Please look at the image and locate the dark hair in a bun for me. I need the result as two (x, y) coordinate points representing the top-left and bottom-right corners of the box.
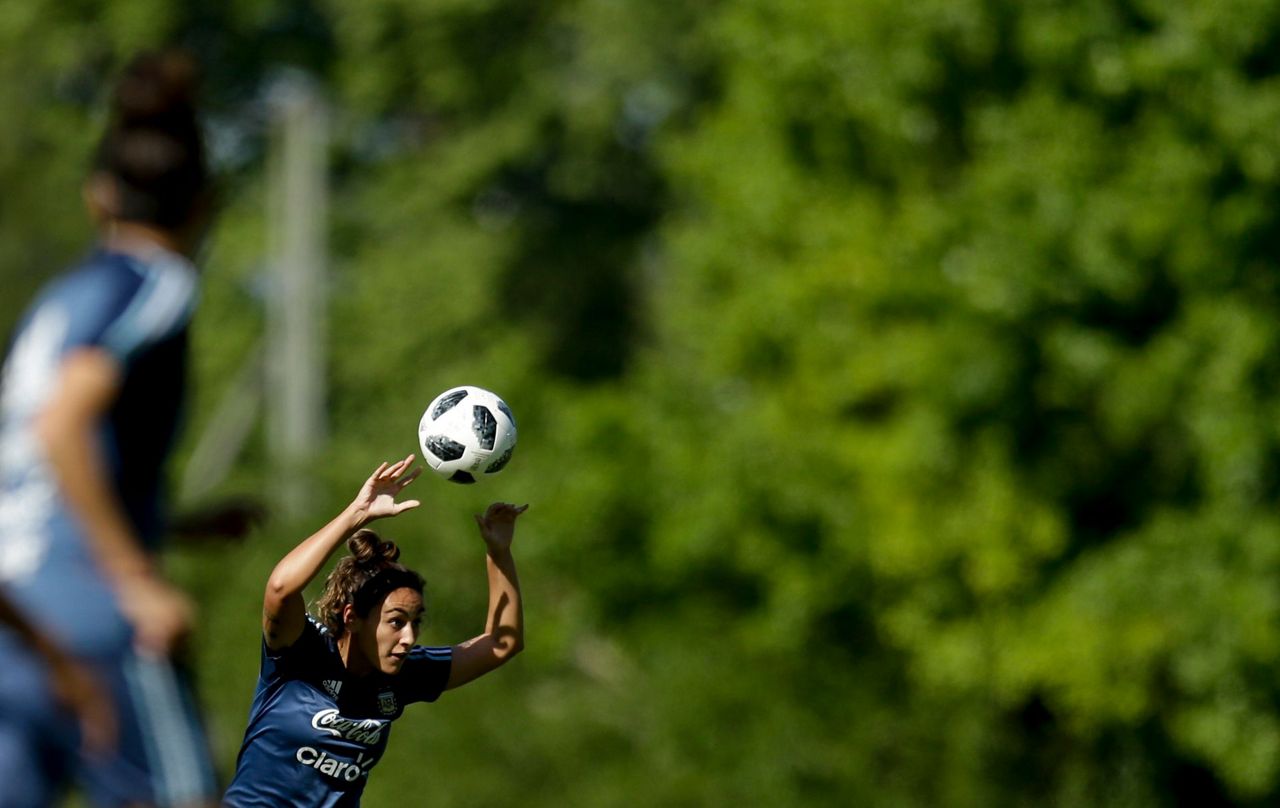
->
(93, 49), (209, 229)
(314, 529), (426, 637)
(348, 529), (401, 566)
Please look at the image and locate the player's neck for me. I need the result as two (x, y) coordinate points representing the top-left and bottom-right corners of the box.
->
(100, 221), (190, 259)
(337, 634), (374, 677)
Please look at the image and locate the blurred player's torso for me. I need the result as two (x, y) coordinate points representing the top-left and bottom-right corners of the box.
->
(0, 247), (195, 652)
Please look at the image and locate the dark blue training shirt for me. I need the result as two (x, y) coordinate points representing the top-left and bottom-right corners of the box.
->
(224, 617), (452, 806)
(0, 247), (195, 653)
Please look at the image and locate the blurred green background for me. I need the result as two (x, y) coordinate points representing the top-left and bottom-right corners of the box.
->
(7, 0), (1280, 805)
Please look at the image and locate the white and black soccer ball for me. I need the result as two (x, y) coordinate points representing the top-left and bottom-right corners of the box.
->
(417, 386), (517, 484)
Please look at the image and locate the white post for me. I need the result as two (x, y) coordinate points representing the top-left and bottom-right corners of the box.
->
(266, 74), (328, 517)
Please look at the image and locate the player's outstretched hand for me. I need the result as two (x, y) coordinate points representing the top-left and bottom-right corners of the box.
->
(474, 502), (528, 554)
(352, 455), (422, 523)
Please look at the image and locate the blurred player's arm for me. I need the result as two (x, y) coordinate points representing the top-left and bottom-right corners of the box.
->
(33, 347), (192, 655)
(263, 456), (421, 650)
(0, 588), (116, 754)
(445, 502), (527, 690)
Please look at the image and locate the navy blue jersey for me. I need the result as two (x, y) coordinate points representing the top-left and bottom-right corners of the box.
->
(0, 247), (195, 652)
(224, 617), (453, 806)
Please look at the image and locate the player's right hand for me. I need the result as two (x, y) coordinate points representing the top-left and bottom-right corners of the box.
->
(117, 574), (195, 657)
(351, 455), (422, 523)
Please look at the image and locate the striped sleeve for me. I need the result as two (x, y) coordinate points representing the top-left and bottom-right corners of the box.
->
(401, 645), (453, 704)
(261, 616), (328, 682)
(96, 256), (197, 363)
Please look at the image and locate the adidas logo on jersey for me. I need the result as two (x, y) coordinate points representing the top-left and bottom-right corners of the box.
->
(322, 679), (342, 699)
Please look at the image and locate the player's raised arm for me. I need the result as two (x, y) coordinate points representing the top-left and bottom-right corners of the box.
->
(445, 502), (528, 690)
(262, 456), (421, 650)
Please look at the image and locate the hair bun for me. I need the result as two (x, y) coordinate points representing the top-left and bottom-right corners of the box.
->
(112, 50), (199, 128)
(347, 530), (402, 568)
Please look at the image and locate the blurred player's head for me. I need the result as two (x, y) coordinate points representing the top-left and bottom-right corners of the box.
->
(315, 530), (426, 675)
(85, 49), (211, 254)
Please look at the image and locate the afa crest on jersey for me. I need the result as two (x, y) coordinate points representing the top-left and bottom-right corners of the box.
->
(377, 691), (397, 716)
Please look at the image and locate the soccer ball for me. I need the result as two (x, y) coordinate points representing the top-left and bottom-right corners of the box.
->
(418, 386), (517, 484)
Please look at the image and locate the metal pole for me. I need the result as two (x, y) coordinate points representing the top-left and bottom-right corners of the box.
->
(267, 74), (328, 517)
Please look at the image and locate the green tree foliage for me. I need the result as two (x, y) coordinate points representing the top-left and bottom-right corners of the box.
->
(632, 0), (1280, 803)
(6, 0), (1280, 805)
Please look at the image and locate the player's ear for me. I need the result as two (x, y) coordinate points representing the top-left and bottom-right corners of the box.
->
(341, 603), (359, 632)
(83, 172), (121, 224)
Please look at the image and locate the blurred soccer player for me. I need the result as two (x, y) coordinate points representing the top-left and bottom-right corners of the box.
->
(0, 587), (115, 757)
(0, 50), (221, 806)
(222, 456), (526, 806)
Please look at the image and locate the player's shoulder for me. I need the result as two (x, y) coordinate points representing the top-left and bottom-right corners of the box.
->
(300, 615), (341, 658)
(395, 645), (453, 705)
(78, 249), (197, 309)
(49, 249), (198, 360)
(262, 616), (339, 683)
(55, 250), (144, 297)
(407, 645), (451, 662)
(305, 615), (329, 638)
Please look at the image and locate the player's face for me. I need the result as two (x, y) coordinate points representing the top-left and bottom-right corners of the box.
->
(358, 587), (424, 675)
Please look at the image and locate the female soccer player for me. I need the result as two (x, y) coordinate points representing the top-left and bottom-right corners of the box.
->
(0, 50), (221, 806)
(223, 455), (527, 805)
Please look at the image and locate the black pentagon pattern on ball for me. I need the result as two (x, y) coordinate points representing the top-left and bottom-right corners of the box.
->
(472, 405), (497, 450)
(424, 435), (466, 462)
(497, 400), (516, 427)
(431, 389), (469, 420)
(485, 446), (513, 474)
(449, 470), (476, 484)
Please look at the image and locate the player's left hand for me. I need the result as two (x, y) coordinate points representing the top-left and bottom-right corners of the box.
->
(48, 655), (117, 757)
